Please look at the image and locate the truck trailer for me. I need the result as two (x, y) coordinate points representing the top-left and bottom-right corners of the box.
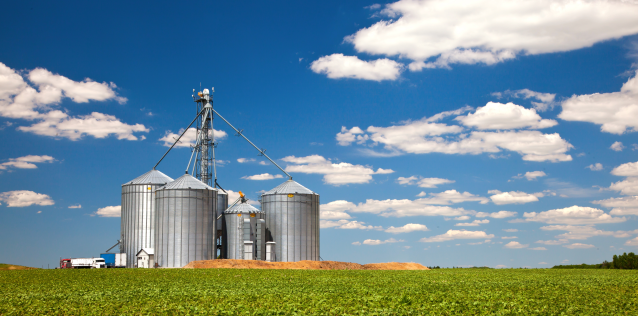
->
(59, 258), (106, 269)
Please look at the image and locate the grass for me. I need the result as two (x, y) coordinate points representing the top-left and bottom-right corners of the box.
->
(0, 268), (637, 315)
(0, 263), (36, 271)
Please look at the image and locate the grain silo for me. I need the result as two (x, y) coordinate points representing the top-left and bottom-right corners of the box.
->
(222, 197), (264, 260)
(262, 180), (319, 262)
(121, 169), (173, 268)
(216, 190), (228, 252)
(154, 173), (217, 268)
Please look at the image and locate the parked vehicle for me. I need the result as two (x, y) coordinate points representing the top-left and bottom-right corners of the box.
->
(58, 258), (106, 269)
(100, 253), (126, 268)
(59, 258), (73, 269)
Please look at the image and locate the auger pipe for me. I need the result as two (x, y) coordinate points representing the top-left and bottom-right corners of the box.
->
(212, 109), (292, 180)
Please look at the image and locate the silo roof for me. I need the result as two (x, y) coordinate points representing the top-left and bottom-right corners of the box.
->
(124, 169), (174, 186)
(159, 173), (215, 190)
(225, 202), (263, 214)
(262, 180), (315, 195)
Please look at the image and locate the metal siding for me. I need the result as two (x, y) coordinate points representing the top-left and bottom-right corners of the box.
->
(121, 182), (164, 268)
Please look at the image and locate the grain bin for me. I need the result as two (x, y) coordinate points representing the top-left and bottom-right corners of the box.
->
(222, 199), (264, 259)
(261, 180), (319, 262)
(121, 169), (173, 268)
(154, 173), (217, 268)
(216, 190), (228, 248)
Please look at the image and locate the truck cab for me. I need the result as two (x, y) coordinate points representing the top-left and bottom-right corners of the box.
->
(93, 258), (106, 269)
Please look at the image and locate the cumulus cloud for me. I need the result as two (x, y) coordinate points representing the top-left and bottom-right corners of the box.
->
(456, 102), (557, 130)
(559, 71), (638, 134)
(611, 161), (638, 177)
(609, 178), (638, 195)
(503, 229), (518, 233)
(536, 239), (569, 245)
(489, 190), (539, 205)
(320, 219), (382, 230)
(420, 229), (494, 242)
(0, 155), (55, 171)
(352, 241), (362, 245)
(0, 190), (54, 207)
(338, 111), (573, 162)
(530, 247), (547, 251)
(0, 63), (146, 141)
(320, 200), (354, 220)
(385, 223), (429, 234)
(504, 241), (528, 249)
(415, 190), (489, 205)
(587, 163), (604, 171)
(237, 158), (256, 163)
(397, 176), (455, 188)
(241, 173), (284, 181)
(611, 141), (625, 151)
(523, 205), (625, 224)
(95, 205), (121, 217)
(563, 243), (595, 249)
(476, 211), (517, 218)
(455, 219), (489, 227)
(493, 89), (557, 112)
(68, 204), (81, 209)
(343, 0), (638, 69)
(282, 155), (393, 185)
(362, 238), (403, 245)
(310, 54), (403, 81)
(525, 171), (547, 181)
(626, 237), (638, 246)
(159, 127), (227, 147)
(322, 197), (476, 218)
(593, 196), (638, 216)
(226, 190), (260, 206)
(540, 225), (638, 240)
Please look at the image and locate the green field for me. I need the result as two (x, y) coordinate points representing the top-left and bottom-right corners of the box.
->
(1, 268), (637, 315)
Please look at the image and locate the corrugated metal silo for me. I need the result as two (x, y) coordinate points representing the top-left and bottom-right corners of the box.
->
(154, 173), (217, 268)
(216, 191), (228, 244)
(222, 202), (263, 259)
(121, 169), (173, 268)
(261, 180), (319, 262)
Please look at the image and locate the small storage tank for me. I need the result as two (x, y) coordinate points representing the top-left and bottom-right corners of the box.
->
(121, 169), (173, 268)
(154, 173), (217, 268)
(262, 180), (319, 262)
(222, 199), (264, 259)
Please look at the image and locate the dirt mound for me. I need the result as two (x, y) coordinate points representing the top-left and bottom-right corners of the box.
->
(183, 259), (429, 270)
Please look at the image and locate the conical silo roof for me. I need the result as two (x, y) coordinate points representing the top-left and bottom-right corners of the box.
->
(225, 202), (263, 214)
(160, 173), (215, 190)
(262, 179), (314, 195)
(123, 169), (174, 186)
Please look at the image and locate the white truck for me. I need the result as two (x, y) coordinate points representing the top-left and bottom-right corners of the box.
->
(70, 258), (106, 269)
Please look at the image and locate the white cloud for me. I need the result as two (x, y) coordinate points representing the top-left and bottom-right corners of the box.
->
(493, 89), (557, 112)
(159, 127), (227, 147)
(237, 158), (256, 163)
(68, 204), (81, 209)
(501, 236), (518, 240)
(536, 239), (569, 245)
(626, 237), (638, 246)
(504, 241), (528, 249)
(503, 229), (518, 233)
(336, 126), (367, 146)
(609, 178), (638, 195)
(397, 176), (455, 188)
(523, 171), (546, 181)
(352, 241), (361, 245)
(611, 161), (638, 177)
(310, 54), (403, 81)
(344, 0), (638, 69)
(540, 225), (638, 240)
(456, 102), (557, 130)
(282, 155), (393, 185)
(323, 197), (475, 218)
(489, 191), (539, 205)
(0, 63), (146, 141)
(477, 211), (516, 219)
(362, 238), (403, 245)
(95, 205), (121, 218)
(586, 163), (603, 171)
(416, 190), (489, 205)
(539, 262), (548, 264)
(530, 247), (547, 251)
(340, 116), (573, 162)
(420, 229), (494, 242)
(559, 71), (638, 134)
(611, 141), (625, 151)
(593, 196), (638, 216)
(320, 200), (355, 220)
(453, 216), (471, 221)
(523, 205), (625, 224)
(320, 219), (382, 230)
(226, 190), (260, 206)
(563, 243), (595, 249)
(0, 155), (55, 170)
(385, 223), (429, 233)
(455, 219), (489, 227)
(0, 190), (54, 207)
(241, 173), (284, 181)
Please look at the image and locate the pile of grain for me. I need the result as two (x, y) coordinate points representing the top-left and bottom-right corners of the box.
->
(183, 259), (429, 270)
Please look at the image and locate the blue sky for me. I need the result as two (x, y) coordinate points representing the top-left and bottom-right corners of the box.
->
(2, 0), (638, 269)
